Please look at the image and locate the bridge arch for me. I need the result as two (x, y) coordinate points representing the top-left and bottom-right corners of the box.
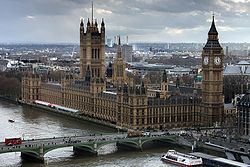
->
(141, 138), (157, 147)
(21, 149), (43, 162)
(43, 145), (73, 156)
(73, 144), (97, 155)
(96, 141), (117, 150)
(141, 137), (176, 147)
(118, 140), (140, 146)
(116, 139), (143, 150)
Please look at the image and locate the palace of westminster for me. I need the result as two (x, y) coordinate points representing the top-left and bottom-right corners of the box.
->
(21, 8), (229, 131)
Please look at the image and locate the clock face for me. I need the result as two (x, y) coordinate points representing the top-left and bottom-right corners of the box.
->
(203, 56), (209, 65)
(214, 57), (221, 65)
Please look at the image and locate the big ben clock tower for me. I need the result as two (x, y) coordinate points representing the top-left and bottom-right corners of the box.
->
(202, 15), (224, 127)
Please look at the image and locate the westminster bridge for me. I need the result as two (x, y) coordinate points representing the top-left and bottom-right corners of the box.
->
(0, 132), (177, 162)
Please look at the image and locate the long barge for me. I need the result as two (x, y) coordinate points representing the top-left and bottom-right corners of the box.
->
(19, 100), (127, 131)
(190, 152), (250, 167)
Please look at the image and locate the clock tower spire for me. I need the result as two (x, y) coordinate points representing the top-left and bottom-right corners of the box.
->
(201, 15), (224, 127)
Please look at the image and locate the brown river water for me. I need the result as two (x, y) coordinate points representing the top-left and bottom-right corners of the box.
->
(0, 100), (191, 167)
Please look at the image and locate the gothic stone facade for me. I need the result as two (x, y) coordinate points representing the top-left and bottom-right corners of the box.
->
(201, 16), (224, 127)
(21, 14), (224, 130)
(22, 73), (201, 130)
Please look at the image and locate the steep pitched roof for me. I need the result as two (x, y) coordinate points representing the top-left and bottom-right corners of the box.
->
(208, 15), (218, 35)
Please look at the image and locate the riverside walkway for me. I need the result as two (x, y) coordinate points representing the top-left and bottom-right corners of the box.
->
(0, 132), (176, 162)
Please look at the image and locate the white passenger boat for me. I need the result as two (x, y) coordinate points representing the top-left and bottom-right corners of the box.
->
(161, 150), (203, 167)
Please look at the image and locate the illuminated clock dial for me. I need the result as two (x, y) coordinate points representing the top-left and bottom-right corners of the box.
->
(214, 57), (221, 65)
(203, 56), (209, 65)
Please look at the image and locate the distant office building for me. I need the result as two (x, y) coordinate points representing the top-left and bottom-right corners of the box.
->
(224, 61), (250, 103)
(122, 44), (133, 62)
(226, 46), (229, 57)
(107, 38), (113, 47)
(0, 60), (8, 71)
(237, 91), (250, 136)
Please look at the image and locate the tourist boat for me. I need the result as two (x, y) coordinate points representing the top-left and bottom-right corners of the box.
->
(8, 119), (15, 123)
(161, 150), (203, 167)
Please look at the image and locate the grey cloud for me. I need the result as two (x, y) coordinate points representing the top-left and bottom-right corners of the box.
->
(1, 0), (250, 43)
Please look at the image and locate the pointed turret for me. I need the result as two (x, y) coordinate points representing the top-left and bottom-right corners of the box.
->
(86, 18), (90, 32)
(204, 15), (221, 48)
(80, 18), (84, 33)
(208, 15), (218, 35)
(80, 18), (84, 27)
(101, 18), (105, 27)
(116, 35), (122, 58)
(87, 18), (90, 25)
(162, 70), (168, 82)
(160, 70), (169, 99)
(118, 35), (121, 45)
(87, 18), (90, 27)
(112, 35), (126, 86)
(101, 18), (105, 33)
(95, 19), (98, 27)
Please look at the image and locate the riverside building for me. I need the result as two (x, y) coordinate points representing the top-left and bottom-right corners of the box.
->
(21, 9), (226, 130)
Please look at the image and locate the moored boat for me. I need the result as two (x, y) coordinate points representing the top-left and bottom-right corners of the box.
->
(8, 119), (15, 123)
(161, 150), (203, 167)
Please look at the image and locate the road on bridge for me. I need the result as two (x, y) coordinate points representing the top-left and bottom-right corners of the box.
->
(0, 131), (170, 154)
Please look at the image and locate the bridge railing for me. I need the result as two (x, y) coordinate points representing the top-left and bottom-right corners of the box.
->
(0, 133), (176, 154)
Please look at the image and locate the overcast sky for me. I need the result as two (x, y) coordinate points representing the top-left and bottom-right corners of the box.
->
(1, 0), (250, 43)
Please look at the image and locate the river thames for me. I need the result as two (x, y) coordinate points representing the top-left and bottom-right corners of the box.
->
(0, 100), (188, 167)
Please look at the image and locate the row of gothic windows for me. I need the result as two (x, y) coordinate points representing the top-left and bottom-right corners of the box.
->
(92, 48), (100, 59)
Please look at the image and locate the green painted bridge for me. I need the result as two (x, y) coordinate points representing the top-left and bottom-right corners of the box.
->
(0, 132), (177, 162)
